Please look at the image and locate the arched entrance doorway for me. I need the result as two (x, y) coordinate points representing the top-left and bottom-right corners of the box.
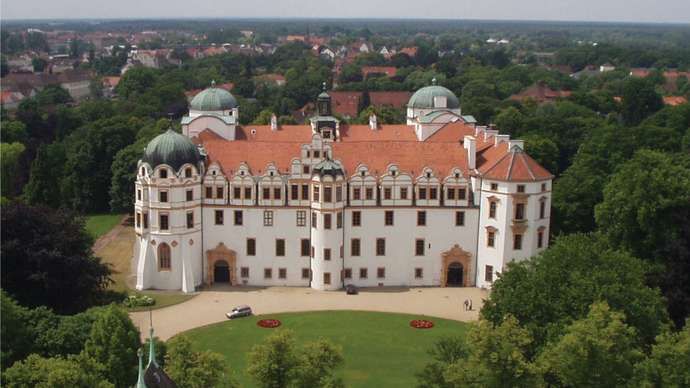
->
(214, 260), (230, 283)
(446, 262), (463, 287)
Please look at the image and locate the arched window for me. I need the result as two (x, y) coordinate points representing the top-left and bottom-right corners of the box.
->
(140, 167), (146, 176)
(185, 167), (192, 178)
(158, 243), (171, 271)
(159, 169), (168, 179)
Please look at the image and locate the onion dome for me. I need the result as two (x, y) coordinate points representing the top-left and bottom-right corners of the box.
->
(190, 81), (238, 111)
(142, 129), (201, 171)
(408, 79), (460, 109)
(312, 158), (344, 178)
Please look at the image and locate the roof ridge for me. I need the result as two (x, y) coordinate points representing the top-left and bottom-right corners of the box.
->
(505, 151), (517, 180)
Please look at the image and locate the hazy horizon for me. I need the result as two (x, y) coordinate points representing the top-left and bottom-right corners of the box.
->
(2, 0), (690, 24)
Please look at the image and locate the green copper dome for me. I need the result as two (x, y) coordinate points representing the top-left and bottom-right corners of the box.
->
(408, 83), (460, 109)
(312, 158), (344, 178)
(190, 82), (238, 111)
(142, 129), (201, 171)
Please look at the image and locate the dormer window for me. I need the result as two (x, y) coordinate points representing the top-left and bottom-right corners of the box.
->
(314, 150), (321, 158)
(426, 172), (431, 178)
(391, 170), (396, 176)
(159, 169), (168, 179)
(140, 167), (146, 176)
(185, 168), (192, 178)
(361, 171), (365, 177)
(240, 170), (245, 176)
(269, 171), (274, 177)
(212, 170), (216, 176)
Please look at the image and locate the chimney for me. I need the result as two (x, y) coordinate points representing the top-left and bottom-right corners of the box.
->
(495, 134), (510, 146)
(508, 139), (524, 151)
(484, 129), (499, 141)
(369, 113), (378, 130)
(463, 135), (476, 170)
(270, 114), (278, 131)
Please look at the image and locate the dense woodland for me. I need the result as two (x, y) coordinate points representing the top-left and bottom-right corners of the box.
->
(1, 20), (690, 386)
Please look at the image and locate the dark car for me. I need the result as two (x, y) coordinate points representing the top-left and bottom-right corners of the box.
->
(345, 284), (358, 295)
(226, 305), (252, 319)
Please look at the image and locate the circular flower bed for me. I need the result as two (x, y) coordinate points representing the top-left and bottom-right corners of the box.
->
(257, 319), (281, 328)
(410, 319), (434, 329)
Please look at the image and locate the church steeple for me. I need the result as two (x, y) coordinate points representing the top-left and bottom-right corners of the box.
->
(317, 82), (331, 116)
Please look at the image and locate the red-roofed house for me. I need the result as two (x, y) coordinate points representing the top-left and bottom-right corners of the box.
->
(399, 47), (418, 57)
(663, 96), (688, 106)
(509, 83), (572, 104)
(328, 91), (363, 118)
(369, 91), (413, 110)
(361, 66), (397, 78)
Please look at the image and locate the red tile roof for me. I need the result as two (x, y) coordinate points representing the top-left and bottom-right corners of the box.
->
(399, 47), (418, 57)
(663, 96), (688, 106)
(509, 83), (571, 103)
(368, 91), (412, 109)
(361, 66), (397, 78)
(478, 143), (553, 181)
(329, 91), (363, 117)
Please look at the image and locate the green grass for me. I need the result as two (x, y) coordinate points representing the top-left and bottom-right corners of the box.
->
(85, 213), (124, 240)
(127, 291), (196, 312)
(184, 310), (469, 388)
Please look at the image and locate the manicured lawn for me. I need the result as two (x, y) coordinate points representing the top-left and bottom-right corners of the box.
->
(85, 213), (125, 240)
(127, 291), (196, 312)
(184, 310), (469, 388)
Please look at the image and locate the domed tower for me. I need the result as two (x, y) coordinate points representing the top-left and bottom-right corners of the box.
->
(182, 81), (239, 140)
(310, 83), (340, 141)
(406, 79), (461, 125)
(309, 157), (346, 290)
(134, 128), (204, 293)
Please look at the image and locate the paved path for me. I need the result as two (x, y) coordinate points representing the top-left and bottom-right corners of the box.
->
(130, 286), (488, 340)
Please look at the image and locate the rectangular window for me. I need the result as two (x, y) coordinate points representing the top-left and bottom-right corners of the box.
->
(488, 231), (495, 247)
(186, 212), (194, 229)
(160, 214), (169, 230)
(415, 239), (425, 256)
(430, 187), (438, 200)
(291, 184), (299, 200)
(301, 239), (310, 256)
(159, 191), (168, 203)
(324, 272), (331, 285)
(447, 188), (456, 200)
(263, 188), (270, 200)
(340, 245), (344, 258)
(376, 238), (386, 256)
(515, 203), (525, 220)
(324, 248), (331, 261)
(137, 189), (142, 201)
(311, 246), (315, 258)
(233, 187), (241, 199)
(377, 267), (386, 279)
(279, 268), (287, 279)
(241, 267), (249, 278)
(541, 183), (547, 191)
(540, 201), (546, 219)
(263, 211), (273, 226)
(216, 187), (224, 199)
(360, 268), (368, 279)
(311, 212), (317, 228)
(336, 186), (342, 202)
(234, 210), (243, 226)
(276, 239), (285, 256)
(384, 210), (394, 226)
(485, 265), (494, 282)
(353, 187), (361, 200)
(136, 212), (141, 228)
(337, 212), (343, 229)
(459, 188), (467, 200)
(296, 210), (306, 226)
(419, 187), (427, 200)
(143, 213), (149, 228)
(186, 189), (193, 201)
(324, 187), (332, 202)
(455, 211), (465, 226)
(491, 183), (498, 191)
(415, 268), (423, 279)
(489, 201), (497, 218)
(352, 211), (361, 226)
(324, 214), (332, 229)
(302, 184), (309, 200)
(314, 150), (320, 158)
(264, 268), (272, 279)
(206, 186), (213, 199)
(302, 268), (310, 279)
(351, 238), (361, 256)
(384, 187), (392, 200)
(215, 210), (224, 225)
(365, 187), (374, 200)
(313, 186), (320, 202)
(274, 187), (281, 200)
(303, 165), (310, 174)
(244, 187), (252, 199)
(400, 187), (408, 200)
(538, 230), (544, 248)
(247, 238), (256, 256)
(517, 184), (525, 193)
(417, 211), (426, 226)
(513, 234), (523, 250)
(344, 268), (352, 279)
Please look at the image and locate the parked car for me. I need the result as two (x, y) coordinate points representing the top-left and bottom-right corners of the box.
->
(345, 284), (358, 295)
(226, 305), (252, 319)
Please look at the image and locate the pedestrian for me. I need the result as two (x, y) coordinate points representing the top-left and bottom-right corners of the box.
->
(463, 299), (468, 311)
(468, 299), (473, 311)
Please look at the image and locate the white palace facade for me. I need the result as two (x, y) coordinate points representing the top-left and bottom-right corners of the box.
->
(133, 82), (553, 293)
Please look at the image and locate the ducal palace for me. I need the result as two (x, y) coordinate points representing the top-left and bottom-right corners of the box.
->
(133, 81), (553, 293)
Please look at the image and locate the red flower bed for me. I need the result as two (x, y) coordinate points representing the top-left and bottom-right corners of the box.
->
(410, 319), (434, 329)
(257, 319), (281, 328)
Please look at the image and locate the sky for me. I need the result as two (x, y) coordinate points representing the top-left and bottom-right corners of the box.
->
(2, 0), (690, 23)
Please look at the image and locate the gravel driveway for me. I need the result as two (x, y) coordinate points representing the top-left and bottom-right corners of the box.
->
(130, 286), (488, 340)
